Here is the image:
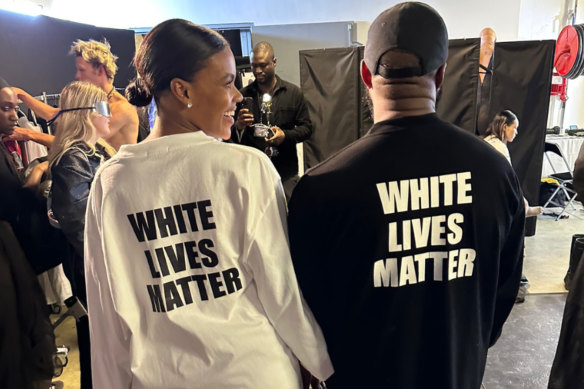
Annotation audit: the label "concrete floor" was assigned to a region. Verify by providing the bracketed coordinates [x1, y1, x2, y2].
[50, 211, 583, 388]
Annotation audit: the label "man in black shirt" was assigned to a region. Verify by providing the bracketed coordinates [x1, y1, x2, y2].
[288, 3, 525, 388]
[233, 42, 312, 200]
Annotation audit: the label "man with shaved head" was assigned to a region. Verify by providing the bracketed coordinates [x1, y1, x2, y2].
[288, 3, 524, 388]
[233, 41, 313, 200]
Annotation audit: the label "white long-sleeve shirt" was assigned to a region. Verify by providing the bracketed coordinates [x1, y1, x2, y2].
[84, 131, 333, 388]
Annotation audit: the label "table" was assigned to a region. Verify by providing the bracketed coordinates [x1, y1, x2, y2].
[542, 135, 584, 177]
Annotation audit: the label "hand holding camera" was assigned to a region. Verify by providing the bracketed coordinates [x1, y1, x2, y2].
[266, 126, 285, 146]
[235, 97, 255, 130]
[235, 108, 254, 130]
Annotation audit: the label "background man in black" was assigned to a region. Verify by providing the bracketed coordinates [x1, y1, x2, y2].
[288, 3, 525, 388]
[233, 41, 312, 200]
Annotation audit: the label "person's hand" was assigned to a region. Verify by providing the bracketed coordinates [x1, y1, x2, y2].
[7, 127, 33, 142]
[235, 108, 254, 130]
[266, 126, 285, 146]
[11, 87, 24, 99]
[33, 160, 49, 174]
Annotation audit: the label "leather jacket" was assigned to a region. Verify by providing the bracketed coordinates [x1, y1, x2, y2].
[50, 141, 109, 257]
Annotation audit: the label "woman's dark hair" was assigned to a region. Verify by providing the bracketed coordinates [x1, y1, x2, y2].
[125, 19, 228, 107]
[484, 110, 518, 141]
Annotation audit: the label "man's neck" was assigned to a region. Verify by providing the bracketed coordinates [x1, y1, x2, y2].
[257, 76, 277, 94]
[370, 79, 437, 123]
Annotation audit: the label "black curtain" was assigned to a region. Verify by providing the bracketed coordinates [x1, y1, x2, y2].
[436, 39, 555, 235]
[299, 40, 555, 236]
[436, 38, 480, 133]
[490, 41, 555, 209]
[299, 46, 372, 170]
[0, 9, 135, 96]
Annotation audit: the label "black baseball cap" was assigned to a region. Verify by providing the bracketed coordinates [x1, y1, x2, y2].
[364, 2, 448, 78]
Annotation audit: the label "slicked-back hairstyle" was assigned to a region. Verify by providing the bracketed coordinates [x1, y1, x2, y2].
[484, 110, 518, 141]
[126, 19, 228, 106]
[70, 39, 118, 80]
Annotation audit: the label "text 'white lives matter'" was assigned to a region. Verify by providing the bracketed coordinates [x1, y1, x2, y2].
[372, 172, 477, 287]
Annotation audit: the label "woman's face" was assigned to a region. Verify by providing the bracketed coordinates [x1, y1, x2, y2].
[504, 120, 518, 143]
[187, 47, 242, 139]
[90, 112, 110, 142]
[0, 87, 18, 137]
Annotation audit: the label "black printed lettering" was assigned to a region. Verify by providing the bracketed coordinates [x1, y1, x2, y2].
[198, 200, 216, 230]
[163, 281, 184, 311]
[154, 207, 178, 238]
[145, 250, 161, 278]
[127, 211, 157, 242]
[155, 247, 170, 277]
[191, 274, 209, 300]
[199, 239, 219, 267]
[184, 241, 202, 269]
[223, 268, 242, 294]
[173, 204, 187, 234]
[181, 202, 199, 232]
[165, 243, 186, 273]
[147, 284, 166, 312]
[208, 272, 226, 298]
[175, 276, 194, 305]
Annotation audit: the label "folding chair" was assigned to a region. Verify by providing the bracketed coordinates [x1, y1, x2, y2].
[542, 142, 581, 220]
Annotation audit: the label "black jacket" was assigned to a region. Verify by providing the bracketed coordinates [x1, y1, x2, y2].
[51, 141, 108, 258]
[0, 142, 66, 274]
[231, 76, 312, 180]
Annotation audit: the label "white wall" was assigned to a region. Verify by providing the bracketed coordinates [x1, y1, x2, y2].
[47, 0, 522, 41]
[42, 0, 584, 128]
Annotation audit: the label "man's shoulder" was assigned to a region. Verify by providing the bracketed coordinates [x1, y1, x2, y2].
[110, 95, 139, 122]
[277, 77, 301, 92]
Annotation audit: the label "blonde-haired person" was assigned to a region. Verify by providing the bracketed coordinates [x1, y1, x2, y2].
[483, 110, 542, 218]
[70, 39, 118, 81]
[49, 80, 113, 389]
[11, 39, 138, 151]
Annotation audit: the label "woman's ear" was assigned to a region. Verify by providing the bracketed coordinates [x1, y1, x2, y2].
[169, 78, 191, 108]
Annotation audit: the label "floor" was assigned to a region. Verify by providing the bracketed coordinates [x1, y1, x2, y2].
[50, 208, 584, 388]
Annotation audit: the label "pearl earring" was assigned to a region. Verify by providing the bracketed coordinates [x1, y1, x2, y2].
[187, 102, 192, 109]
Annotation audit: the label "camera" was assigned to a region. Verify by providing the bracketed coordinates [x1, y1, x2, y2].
[241, 96, 253, 112]
[253, 123, 274, 138]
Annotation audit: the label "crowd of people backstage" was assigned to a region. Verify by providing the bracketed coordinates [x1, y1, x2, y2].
[2, 1, 582, 388]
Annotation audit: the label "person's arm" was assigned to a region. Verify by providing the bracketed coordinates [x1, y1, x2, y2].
[489, 173, 525, 346]
[244, 170, 333, 381]
[23, 160, 48, 188]
[50, 149, 94, 257]
[267, 90, 313, 146]
[12, 87, 59, 121]
[8, 127, 54, 148]
[84, 173, 132, 387]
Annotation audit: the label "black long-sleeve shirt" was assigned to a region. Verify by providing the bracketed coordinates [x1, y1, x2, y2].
[289, 114, 525, 389]
[231, 76, 313, 181]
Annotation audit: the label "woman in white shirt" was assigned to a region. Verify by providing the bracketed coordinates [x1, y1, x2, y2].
[84, 18, 332, 388]
[483, 110, 542, 217]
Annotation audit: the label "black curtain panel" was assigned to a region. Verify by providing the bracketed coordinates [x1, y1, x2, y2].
[490, 41, 555, 235]
[0, 9, 135, 96]
[299, 46, 372, 170]
[299, 40, 554, 236]
[436, 38, 480, 134]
